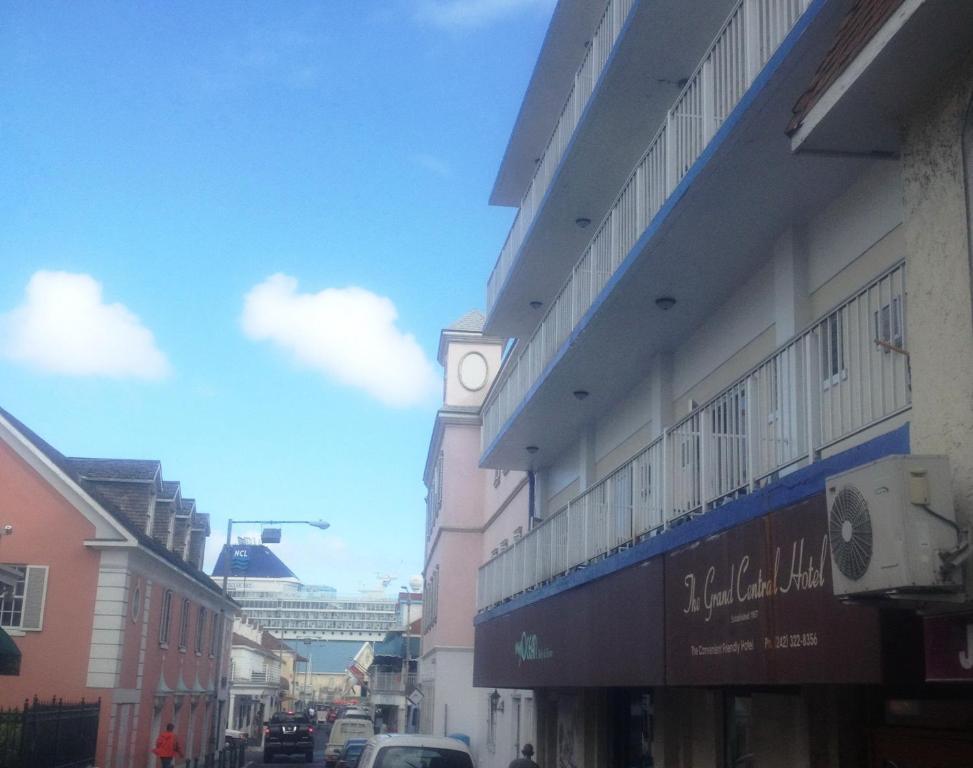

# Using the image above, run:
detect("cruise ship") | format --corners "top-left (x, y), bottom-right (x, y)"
top-left (211, 543), bottom-right (398, 641)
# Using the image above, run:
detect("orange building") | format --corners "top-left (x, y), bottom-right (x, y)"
top-left (0, 407), bottom-right (237, 767)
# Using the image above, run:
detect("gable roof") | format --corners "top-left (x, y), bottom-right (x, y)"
top-left (70, 457), bottom-right (161, 483)
top-left (0, 406), bottom-right (231, 601)
top-left (446, 310), bottom-right (486, 333)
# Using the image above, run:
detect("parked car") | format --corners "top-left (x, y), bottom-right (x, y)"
top-left (325, 718), bottom-right (377, 766)
top-left (337, 738), bottom-right (369, 768)
top-left (264, 712), bottom-right (315, 764)
top-left (356, 735), bottom-right (474, 768)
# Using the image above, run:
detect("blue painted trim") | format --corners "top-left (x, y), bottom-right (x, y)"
top-left (486, 0), bottom-right (642, 330)
top-left (475, 423), bottom-right (910, 625)
top-left (482, 0), bottom-right (830, 464)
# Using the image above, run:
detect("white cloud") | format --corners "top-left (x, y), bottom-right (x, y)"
top-left (241, 274), bottom-right (438, 408)
top-left (415, 0), bottom-right (554, 29)
top-left (0, 271), bottom-right (171, 379)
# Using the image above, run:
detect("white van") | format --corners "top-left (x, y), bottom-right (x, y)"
top-left (325, 718), bottom-right (376, 766)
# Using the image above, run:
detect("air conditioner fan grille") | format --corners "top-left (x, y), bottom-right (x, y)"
top-left (828, 485), bottom-right (873, 581)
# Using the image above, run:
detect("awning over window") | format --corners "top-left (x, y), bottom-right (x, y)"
top-left (0, 626), bottom-right (22, 676)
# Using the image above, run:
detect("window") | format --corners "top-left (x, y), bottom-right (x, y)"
top-left (209, 612), bottom-right (220, 656)
top-left (0, 565), bottom-right (27, 627)
top-left (195, 606), bottom-right (206, 653)
top-left (131, 580), bottom-right (142, 623)
top-left (874, 295), bottom-right (903, 350)
top-left (821, 310), bottom-right (846, 387)
top-left (0, 564), bottom-right (48, 631)
top-left (178, 598), bottom-right (191, 649)
top-left (159, 590), bottom-right (173, 645)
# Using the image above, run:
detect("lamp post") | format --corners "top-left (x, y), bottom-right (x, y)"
top-left (216, 519), bottom-right (329, 744)
top-left (399, 586), bottom-right (412, 734)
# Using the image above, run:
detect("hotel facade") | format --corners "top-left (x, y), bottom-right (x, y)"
top-left (464, 1), bottom-right (973, 766)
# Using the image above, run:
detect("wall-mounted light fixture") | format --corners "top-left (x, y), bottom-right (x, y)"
top-left (655, 296), bottom-right (677, 311)
top-left (575, 217), bottom-right (592, 229)
top-left (529, 300), bottom-right (543, 310)
top-left (490, 689), bottom-right (505, 713)
top-left (572, 390), bottom-right (590, 401)
top-left (526, 446), bottom-right (539, 454)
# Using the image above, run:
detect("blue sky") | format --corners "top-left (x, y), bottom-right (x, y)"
top-left (0, 0), bottom-right (553, 592)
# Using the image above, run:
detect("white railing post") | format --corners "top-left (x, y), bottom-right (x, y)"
top-left (804, 331), bottom-right (819, 463)
top-left (745, 376), bottom-right (756, 492)
top-left (661, 428), bottom-right (670, 526)
top-left (744, 0), bottom-right (763, 86)
top-left (701, 57), bottom-right (716, 144)
top-left (699, 410), bottom-right (709, 513)
top-left (665, 112), bottom-right (677, 195)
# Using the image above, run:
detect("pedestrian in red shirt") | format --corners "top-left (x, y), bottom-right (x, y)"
top-left (153, 723), bottom-right (184, 768)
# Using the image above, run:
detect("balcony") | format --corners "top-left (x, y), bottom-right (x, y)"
top-left (482, 0), bottom-right (822, 455)
top-left (486, 0), bottom-right (746, 338)
top-left (486, 0), bottom-right (635, 316)
top-left (231, 670), bottom-right (280, 687)
top-left (477, 263), bottom-right (910, 611)
top-left (368, 671), bottom-right (417, 694)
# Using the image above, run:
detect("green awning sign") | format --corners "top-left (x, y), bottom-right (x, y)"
top-left (0, 626), bottom-right (22, 676)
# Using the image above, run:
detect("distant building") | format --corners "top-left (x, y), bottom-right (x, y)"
top-left (419, 311), bottom-right (535, 765)
top-left (212, 544), bottom-right (400, 641)
top-left (0, 406), bottom-right (236, 768)
top-left (227, 618), bottom-right (305, 741)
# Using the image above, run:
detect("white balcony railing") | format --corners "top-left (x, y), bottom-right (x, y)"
top-left (482, 0), bottom-right (814, 452)
top-left (477, 264), bottom-right (910, 611)
top-left (486, 0), bottom-right (636, 313)
top-left (368, 671), bottom-right (418, 693)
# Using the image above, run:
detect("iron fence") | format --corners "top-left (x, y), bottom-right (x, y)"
top-left (0, 696), bottom-right (99, 768)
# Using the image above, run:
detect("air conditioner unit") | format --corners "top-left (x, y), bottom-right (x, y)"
top-left (825, 455), bottom-right (965, 598)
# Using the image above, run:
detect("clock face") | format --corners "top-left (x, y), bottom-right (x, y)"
top-left (458, 352), bottom-right (488, 391)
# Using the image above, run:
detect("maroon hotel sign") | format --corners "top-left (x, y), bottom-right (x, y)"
top-left (665, 494), bottom-right (882, 685)
top-left (473, 556), bottom-right (664, 688)
top-left (924, 612), bottom-right (973, 681)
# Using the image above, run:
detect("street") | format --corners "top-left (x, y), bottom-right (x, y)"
top-left (248, 723), bottom-right (332, 767)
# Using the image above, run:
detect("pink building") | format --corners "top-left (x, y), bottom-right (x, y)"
top-left (0, 406), bottom-right (236, 767)
top-left (419, 312), bottom-right (535, 766)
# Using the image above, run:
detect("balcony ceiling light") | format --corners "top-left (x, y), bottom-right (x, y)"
top-left (655, 296), bottom-right (677, 311)
top-left (575, 217), bottom-right (591, 229)
top-left (526, 446), bottom-right (539, 454)
top-left (573, 390), bottom-right (590, 401)
top-left (529, 300), bottom-right (543, 310)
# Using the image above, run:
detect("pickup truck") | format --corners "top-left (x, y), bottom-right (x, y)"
top-left (264, 712), bottom-right (315, 763)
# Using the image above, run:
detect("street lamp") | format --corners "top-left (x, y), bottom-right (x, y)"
top-left (399, 586), bottom-right (412, 734)
top-left (219, 518), bottom-right (330, 596)
top-left (215, 519), bottom-right (329, 734)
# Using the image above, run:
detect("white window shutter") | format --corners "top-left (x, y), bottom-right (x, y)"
top-left (21, 565), bottom-right (49, 630)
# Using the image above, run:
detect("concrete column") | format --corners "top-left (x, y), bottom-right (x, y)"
top-left (579, 427), bottom-right (596, 490)
top-left (901, 54), bottom-right (973, 536)
top-left (772, 225), bottom-right (810, 344)
top-left (649, 352), bottom-right (674, 437)
top-left (533, 469), bottom-right (549, 521)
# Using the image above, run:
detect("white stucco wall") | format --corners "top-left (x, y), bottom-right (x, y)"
top-left (901, 53), bottom-right (973, 534)
top-left (806, 160), bottom-right (903, 295)
top-left (672, 261), bottom-right (775, 403)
